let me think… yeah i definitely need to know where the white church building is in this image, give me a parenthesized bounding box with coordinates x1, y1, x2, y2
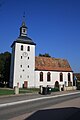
(9, 20, 73, 88)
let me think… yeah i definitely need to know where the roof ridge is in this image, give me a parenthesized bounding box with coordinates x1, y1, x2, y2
(35, 56, 67, 60)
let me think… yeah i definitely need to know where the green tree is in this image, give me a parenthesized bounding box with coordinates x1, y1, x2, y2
(0, 52, 11, 87)
(0, 53, 5, 82)
(39, 53, 51, 57)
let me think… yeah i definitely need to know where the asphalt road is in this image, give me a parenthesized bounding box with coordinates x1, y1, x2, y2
(0, 91, 80, 120)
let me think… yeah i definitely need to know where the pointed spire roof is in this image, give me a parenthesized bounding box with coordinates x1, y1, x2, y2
(11, 15, 36, 47)
(22, 21, 26, 27)
(21, 21, 28, 29)
(21, 12, 28, 28)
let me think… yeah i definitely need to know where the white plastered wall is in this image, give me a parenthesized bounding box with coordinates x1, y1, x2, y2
(35, 71, 73, 88)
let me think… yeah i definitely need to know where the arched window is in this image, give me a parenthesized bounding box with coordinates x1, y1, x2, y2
(47, 72, 51, 81)
(27, 46, 30, 51)
(68, 73, 71, 82)
(21, 45, 23, 51)
(60, 73, 63, 82)
(40, 72, 43, 81)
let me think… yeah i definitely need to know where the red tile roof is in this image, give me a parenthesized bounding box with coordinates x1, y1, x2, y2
(35, 56, 72, 72)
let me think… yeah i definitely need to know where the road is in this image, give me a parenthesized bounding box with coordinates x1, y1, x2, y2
(0, 91, 80, 120)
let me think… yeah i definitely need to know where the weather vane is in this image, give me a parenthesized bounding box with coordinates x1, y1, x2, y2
(23, 11, 25, 19)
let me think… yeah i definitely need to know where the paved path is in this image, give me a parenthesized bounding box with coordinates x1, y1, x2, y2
(9, 95, 80, 120)
(0, 90, 80, 120)
(0, 90, 77, 120)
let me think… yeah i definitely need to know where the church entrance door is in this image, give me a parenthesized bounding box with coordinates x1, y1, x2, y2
(24, 81, 28, 88)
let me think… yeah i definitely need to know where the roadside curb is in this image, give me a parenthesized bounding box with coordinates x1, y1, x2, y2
(0, 92, 38, 98)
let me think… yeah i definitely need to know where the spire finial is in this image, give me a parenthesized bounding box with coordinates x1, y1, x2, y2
(23, 11, 25, 21)
(22, 12, 26, 27)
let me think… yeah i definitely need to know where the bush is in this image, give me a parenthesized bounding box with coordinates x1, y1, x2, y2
(0, 83, 5, 87)
(77, 82, 80, 90)
(51, 87, 59, 92)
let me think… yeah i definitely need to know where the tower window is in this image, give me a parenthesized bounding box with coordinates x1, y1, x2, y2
(21, 56, 22, 59)
(47, 72, 51, 81)
(28, 65, 29, 68)
(23, 29, 25, 33)
(40, 72, 43, 81)
(60, 73, 63, 82)
(21, 45, 23, 51)
(27, 46, 30, 51)
(20, 65, 22, 68)
(20, 75, 22, 78)
(27, 75, 29, 78)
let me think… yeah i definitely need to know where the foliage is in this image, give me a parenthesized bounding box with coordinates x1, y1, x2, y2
(39, 53, 51, 57)
(0, 52, 11, 87)
(51, 87, 59, 92)
(76, 81, 80, 90)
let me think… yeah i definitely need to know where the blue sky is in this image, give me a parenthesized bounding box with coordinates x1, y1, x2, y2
(0, 0, 80, 73)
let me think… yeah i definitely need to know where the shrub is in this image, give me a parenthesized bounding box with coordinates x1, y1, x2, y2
(51, 87, 59, 92)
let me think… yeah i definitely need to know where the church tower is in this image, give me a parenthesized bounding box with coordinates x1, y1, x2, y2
(10, 20, 36, 88)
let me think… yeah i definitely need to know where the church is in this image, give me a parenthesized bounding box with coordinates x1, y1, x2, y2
(9, 20, 73, 88)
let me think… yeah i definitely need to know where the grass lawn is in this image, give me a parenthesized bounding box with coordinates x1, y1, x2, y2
(0, 88, 14, 95)
(0, 88, 39, 96)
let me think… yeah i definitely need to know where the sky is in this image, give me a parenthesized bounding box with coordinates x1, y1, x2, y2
(0, 0, 80, 73)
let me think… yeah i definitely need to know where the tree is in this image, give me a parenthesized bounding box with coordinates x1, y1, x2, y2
(0, 53, 5, 83)
(39, 53, 51, 57)
(0, 52, 11, 87)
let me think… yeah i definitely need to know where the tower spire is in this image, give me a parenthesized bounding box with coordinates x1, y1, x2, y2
(20, 12, 28, 37)
(22, 12, 26, 27)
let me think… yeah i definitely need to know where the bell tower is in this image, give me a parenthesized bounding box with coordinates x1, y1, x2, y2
(9, 17, 36, 88)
